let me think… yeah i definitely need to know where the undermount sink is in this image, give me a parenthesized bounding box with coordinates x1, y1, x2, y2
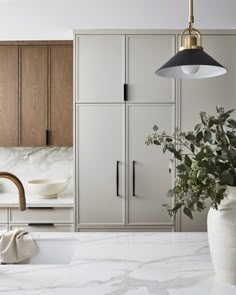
(24, 238, 79, 265)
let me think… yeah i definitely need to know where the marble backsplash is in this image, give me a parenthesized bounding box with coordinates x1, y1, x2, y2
(0, 147, 73, 194)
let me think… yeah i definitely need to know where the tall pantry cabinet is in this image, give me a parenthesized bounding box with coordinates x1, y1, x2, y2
(74, 31, 176, 231)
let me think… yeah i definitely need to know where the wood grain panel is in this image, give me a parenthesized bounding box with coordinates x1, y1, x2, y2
(0, 46, 18, 146)
(49, 46, 73, 146)
(20, 46, 47, 146)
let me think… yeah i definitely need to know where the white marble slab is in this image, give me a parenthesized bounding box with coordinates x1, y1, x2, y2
(0, 232, 235, 294)
(0, 147, 73, 195)
(0, 192, 74, 208)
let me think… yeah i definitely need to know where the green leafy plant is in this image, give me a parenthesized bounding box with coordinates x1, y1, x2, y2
(146, 107, 236, 219)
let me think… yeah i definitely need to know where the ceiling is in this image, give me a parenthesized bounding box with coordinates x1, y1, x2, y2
(0, 0, 235, 40)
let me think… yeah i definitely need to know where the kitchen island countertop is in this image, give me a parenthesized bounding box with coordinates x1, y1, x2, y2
(0, 232, 235, 294)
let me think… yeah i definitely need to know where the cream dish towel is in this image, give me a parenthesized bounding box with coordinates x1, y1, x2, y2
(0, 228, 39, 264)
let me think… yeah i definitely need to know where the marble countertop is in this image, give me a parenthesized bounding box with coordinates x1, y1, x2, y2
(0, 232, 236, 294)
(0, 192, 74, 208)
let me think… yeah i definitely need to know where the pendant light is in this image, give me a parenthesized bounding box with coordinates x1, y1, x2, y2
(156, 0, 227, 79)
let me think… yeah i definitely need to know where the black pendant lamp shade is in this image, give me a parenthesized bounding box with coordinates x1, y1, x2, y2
(156, 48, 227, 79)
(156, 0, 227, 80)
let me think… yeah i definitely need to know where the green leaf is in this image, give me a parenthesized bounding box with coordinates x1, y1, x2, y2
(184, 154, 192, 167)
(173, 202, 182, 211)
(153, 125, 158, 131)
(194, 123, 202, 131)
(204, 130, 212, 143)
(197, 201, 204, 211)
(166, 189, 175, 198)
(162, 204, 170, 208)
(196, 131, 203, 142)
(220, 170, 235, 186)
(208, 119, 214, 128)
(196, 150, 205, 161)
(190, 143, 195, 153)
(176, 164, 187, 172)
(183, 207, 193, 219)
(153, 139, 161, 145)
(166, 137, 172, 142)
(174, 151, 182, 161)
(225, 109, 235, 115)
(227, 118, 236, 129)
(185, 133, 195, 141)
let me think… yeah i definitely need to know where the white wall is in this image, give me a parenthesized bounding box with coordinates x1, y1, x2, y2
(0, 0, 235, 40)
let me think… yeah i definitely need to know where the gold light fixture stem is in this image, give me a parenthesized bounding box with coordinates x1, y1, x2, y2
(188, 0, 194, 30)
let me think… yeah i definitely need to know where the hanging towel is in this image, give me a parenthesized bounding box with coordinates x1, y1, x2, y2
(0, 228, 39, 264)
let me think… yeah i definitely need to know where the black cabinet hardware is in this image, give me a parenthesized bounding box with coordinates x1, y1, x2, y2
(28, 223, 54, 227)
(27, 207, 54, 210)
(116, 161, 120, 196)
(132, 161, 136, 196)
(46, 129, 50, 145)
(124, 84, 128, 101)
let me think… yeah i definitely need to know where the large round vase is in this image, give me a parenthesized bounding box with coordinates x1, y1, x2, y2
(208, 185, 236, 285)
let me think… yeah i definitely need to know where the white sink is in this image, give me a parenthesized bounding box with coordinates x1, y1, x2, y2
(26, 238, 79, 265)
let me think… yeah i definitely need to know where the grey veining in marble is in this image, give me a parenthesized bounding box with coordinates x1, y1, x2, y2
(0, 232, 235, 295)
(0, 147, 73, 194)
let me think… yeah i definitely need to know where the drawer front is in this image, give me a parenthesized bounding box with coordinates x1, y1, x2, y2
(0, 209, 8, 223)
(10, 224, 75, 232)
(0, 224, 8, 231)
(10, 208, 74, 223)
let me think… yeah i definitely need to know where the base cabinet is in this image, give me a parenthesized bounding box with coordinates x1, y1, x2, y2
(76, 104, 175, 230)
(0, 207, 74, 233)
(76, 104, 125, 226)
(127, 105, 174, 226)
(10, 224, 74, 232)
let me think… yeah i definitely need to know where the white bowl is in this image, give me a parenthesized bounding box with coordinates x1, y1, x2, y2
(28, 179, 68, 199)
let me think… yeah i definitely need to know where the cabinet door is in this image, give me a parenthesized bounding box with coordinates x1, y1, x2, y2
(49, 46, 73, 146)
(126, 35, 176, 102)
(20, 46, 47, 146)
(180, 35, 236, 232)
(77, 104, 125, 225)
(127, 104, 174, 226)
(0, 46, 18, 146)
(181, 35, 236, 131)
(75, 35, 125, 102)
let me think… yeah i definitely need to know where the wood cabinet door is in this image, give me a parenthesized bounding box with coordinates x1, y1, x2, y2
(49, 46, 73, 146)
(127, 104, 174, 226)
(126, 35, 176, 102)
(75, 35, 125, 103)
(20, 46, 47, 146)
(76, 104, 125, 226)
(0, 46, 18, 146)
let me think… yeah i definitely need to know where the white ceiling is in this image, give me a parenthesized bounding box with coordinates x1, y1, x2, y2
(0, 0, 235, 40)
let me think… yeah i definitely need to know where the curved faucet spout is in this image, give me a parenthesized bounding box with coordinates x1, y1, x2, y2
(0, 172, 26, 211)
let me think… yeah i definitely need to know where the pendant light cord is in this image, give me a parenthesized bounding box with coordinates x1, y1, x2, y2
(188, 0, 194, 34)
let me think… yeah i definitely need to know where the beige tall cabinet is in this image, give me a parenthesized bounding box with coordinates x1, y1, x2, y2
(74, 31, 176, 231)
(74, 30, 236, 232)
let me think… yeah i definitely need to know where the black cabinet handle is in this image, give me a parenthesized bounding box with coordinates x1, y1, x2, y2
(46, 129, 50, 146)
(132, 161, 136, 197)
(27, 207, 54, 210)
(124, 84, 128, 101)
(116, 161, 119, 196)
(28, 223, 54, 227)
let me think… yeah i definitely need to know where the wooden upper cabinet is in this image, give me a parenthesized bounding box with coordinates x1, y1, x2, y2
(49, 46, 73, 146)
(20, 46, 47, 146)
(0, 46, 18, 146)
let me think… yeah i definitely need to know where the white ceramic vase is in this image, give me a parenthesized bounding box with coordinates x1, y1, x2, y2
(208, 185, 236, 285)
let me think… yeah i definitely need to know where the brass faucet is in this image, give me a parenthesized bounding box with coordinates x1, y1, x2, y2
(0, 172, 26, 211)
